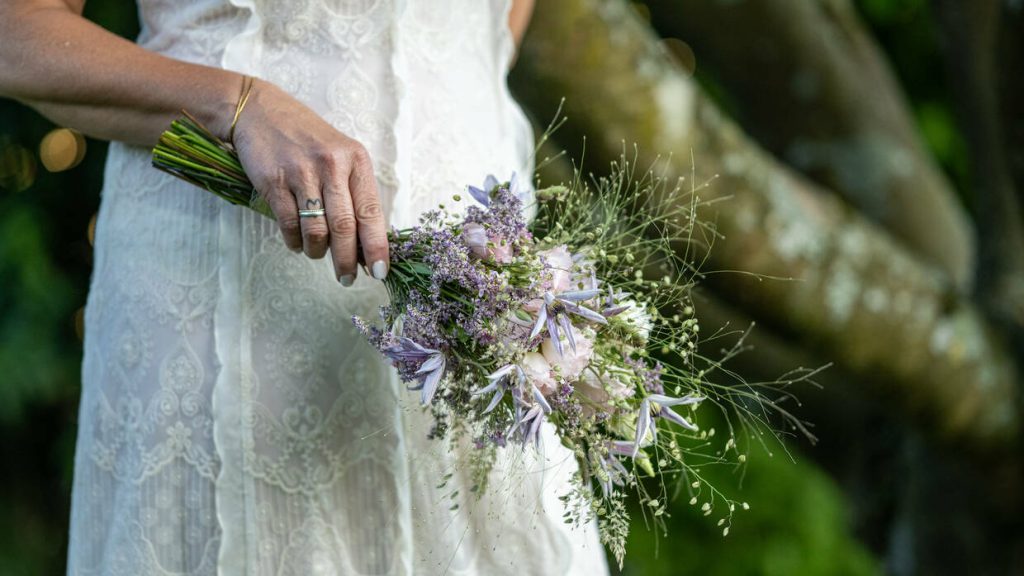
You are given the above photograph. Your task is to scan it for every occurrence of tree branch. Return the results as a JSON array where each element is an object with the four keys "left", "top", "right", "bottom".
[
  {"left": 641, "top": 0, "right": 976, "bottom": 291},
  {"left": 511, "top": 0, "right": 1021, "bottom": 451}
]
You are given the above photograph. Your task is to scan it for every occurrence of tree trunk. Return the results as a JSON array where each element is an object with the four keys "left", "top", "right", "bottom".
[{"left": 933, "top": 0, "right": 1024, "bottom": 342}]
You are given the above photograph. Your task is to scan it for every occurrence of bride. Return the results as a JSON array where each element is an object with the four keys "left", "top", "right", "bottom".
[{"left": 0, "top": 1, "right": 609, "bottom": 574}]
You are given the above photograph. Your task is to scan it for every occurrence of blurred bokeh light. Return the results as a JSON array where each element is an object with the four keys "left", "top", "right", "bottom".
[
  {"left": 39, "top": 128, "right": 86, "bottom": 173},
  {"left": 0, "top": 137, "right": 38, "bottom": 193}
]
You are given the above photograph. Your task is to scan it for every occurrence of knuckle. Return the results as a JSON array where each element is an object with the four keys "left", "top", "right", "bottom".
[
  {"left": 278, "top": 216, "right": 301, "bottom": 236},
  {"left": 303, "top": 226, "right": 329, "bottom": 245},
  {"left": 355, "top": 200, "right": 383, "bottom": 221},
  {"left": 288, "top": 173, "right": 314, "bottom": 192},
  {"left": 254, "top": 170, "right": 285, "bottom": 197},
  {"left": 315, "top": 147, "right": 344, "bottom": 172},
  {"left": 268, "top": 166, "right": 289, "bottom": 191},
  {"left": 348, "top": 143, "right": 372, "bottom": 171},
  {"left": 329, "top": 213, "right": 358, "bottom": 236}
]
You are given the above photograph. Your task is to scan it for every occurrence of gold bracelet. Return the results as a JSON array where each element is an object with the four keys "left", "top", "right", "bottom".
[{"left": 228, "top": 74, "right": 255, "bottom": 145}]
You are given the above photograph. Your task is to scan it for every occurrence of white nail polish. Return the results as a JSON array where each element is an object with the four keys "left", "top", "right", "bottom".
[
  {"left": 339, "top": 274, "right": 354, "bottom": 287},
  {"left": 372, "top": 260, "right": 388, "bottom": 280}
]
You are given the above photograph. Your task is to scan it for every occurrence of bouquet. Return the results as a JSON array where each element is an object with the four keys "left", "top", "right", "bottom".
[{"left": 153, "top": 114, "right": 807, "bottom": 566}]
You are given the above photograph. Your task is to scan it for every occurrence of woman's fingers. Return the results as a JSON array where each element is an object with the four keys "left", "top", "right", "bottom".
[
  {"left": 348, "top": 146, "right": 389, "bottom": 280},
  {"left": 260, "top": 182, "right": 303, "bottom": 252},
  {"left": 289, "top": 168, "right": 330, "bottom": 259},
  {"left": 237, "top": 108, "right": 385, "bottom": 285},
  {"left": 322, "top": 151, "right": 359, "bottom": 286}
]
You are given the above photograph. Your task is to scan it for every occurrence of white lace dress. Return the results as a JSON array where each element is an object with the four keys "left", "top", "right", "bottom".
[{"left": 66, "top": 1, "right": 610, "bottom": 574}]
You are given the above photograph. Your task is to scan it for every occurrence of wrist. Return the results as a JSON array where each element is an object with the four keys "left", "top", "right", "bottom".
[{"left": 191, "top": 72, "right": 250, "bottom": 143}]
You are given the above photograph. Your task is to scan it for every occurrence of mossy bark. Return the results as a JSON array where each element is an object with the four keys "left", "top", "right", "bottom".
[{"left": 511, "top": 0, "right": 1021, "bottom": 451}]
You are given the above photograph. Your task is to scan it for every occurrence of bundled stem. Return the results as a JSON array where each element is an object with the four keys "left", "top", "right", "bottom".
[{"left": 151, "top": 112, "right": 273, "bottom": 218}]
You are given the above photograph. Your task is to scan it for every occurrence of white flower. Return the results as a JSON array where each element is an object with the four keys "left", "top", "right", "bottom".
[
  {"left": 618, "top": 299, "right": 653, "bottom": 341},
  {"left": 541, "top": 324, "right": 594, "bottom": 382},
  {"left": 577, "top": 369, "right": 634, "bottom": 416},
  {"left": 520, "top": 351, "right": 557, "bottom": 396}
]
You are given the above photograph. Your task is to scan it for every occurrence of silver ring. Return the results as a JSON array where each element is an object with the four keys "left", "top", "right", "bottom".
[{"left": 298, "top": 208, "right": 326, "bottom": 218}]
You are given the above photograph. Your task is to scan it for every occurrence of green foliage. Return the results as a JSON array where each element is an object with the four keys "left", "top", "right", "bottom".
[
  {"left": 620, "top": 441, "right": 880, "bottom": 576},
  {"left": 915, "top": 100, "right": 969, "bottom": 190},
  {"left": 854, "top": 0, "right": 971, "bottom": 198},
  {"left": 857, "top": 0, "right": 926, "bottom": 22},
  {"left": 0, "top": 206, "right": 77, "bottom": 422}
]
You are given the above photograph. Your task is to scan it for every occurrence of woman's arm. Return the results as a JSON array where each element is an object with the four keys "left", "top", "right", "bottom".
[
  {"left": 0, "top": 0, "right": 390, "bottom": 284},
  {"left": 508, "top": 0, "right": 534, "bottom": 64},
  {"left": 0, "top": 0, "right": 241, "bottom": 145}
]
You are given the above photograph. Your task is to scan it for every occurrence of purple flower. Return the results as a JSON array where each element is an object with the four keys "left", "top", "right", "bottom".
[
  {"left": 509, "top": 402, "right": 547, "bottom": 449},
  {"left": 411, "top": 351, "right": 447, "bottom": 406},
  {"left": 474, "top": 364, "right": 521, "bottom": 413},
  {"left": 528, "top": 288, "right": 607, "bottom": 355},
  {"left": 594, "top": 445, "right": 632, "bottom": 499},
  {"left": 503, "top": 378, "right": 553, "bottom": 448},
  {"left": 467, "top": 173, "right": 527, "bottom": 208},
  {"left": 632, "top": 394, "right": 703, "bottom": 457},
  {"left": 467, "top": 175, "right": 502, "bottom": 207},
  {"left": 383, "top": 338, "right": 447, "bottom": 405}
]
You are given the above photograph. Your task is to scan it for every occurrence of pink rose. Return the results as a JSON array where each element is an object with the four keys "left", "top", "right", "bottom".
[
  {"left": 521, "top": 352, "right": 557, "bottom": 396},
  {"left": 539, "top": 245, "right": 573, "bottom": 293},
  {"left": 489, "top": 238, "right": 514, "bottom": 263},
  {"left": 541, "top": 324, "right": 594, "bottom": 382},
  {"left": 522, "top": 298, "right": 544, "bottom": 314},
  {"left": 463, "top": 222, "right": 514, "bottom": 264}
]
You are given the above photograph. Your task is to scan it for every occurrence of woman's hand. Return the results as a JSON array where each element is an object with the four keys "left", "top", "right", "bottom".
[
  {"left": 228, "top": 79, "right": 388, "bottom": 286},
  {"left": 0, "top": 4, "right": 389, "bottom": 286}
]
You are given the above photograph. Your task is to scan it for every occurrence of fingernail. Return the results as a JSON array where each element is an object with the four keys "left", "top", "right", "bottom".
[
  {"left": 339, "top": 274, "right": 354, "bottom": 287},
  {"left": 372, "top": 260, "right": 388, "bottom": 280}
]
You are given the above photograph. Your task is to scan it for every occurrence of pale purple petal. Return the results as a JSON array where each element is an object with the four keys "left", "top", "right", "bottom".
[
  {"left": 546, "top": 314, "right": 562, "bottom": 356},
  {"left": 529, "top": 306, "right": 548, "bottom": 341},
  {"left": 561, "top": 301, "right": 609, "bottom": 325},
  {"left": 484, "top": 387, "right": 505, "bottom": 413},
  {"left": 609, "top": 440, "right": 636, "bottom": 456},
  {"left": 543, "top": 291, "right": 556, "bottom": 307},
  {"left": 558, "top": 289, "right": 602, "bottom": 302},
  {"left": 487, "top": 364, "right": 516, "bottom": 381},
  {"left": 659, "top": 406, "right": 699, "bottom": 431},
  {"left": 532, "top": 385, "right": 552, "bottom": 413},
  {"left": 467, "top": 185, "right": 490, "bottom": 207},
  {"left": 415, "top": 354, "right": 444, "bottom": 375},
  {"left": 648, "top": 393, "right": 704, "bottom": 407},
  {"left": 558, "top": 314, "right": 576, "bottom": 353},
  {"left": 528, "top": 409, "right": 545, "bottom": 448},
  {"left": 420, "top": 356, "right": 446, "bottom": 405},
  {"left": 473, "top": 379, "right": 500, "bottom": 396},
  {"left": 632, "top": 399, "right": 651, "bottom": 458}
]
